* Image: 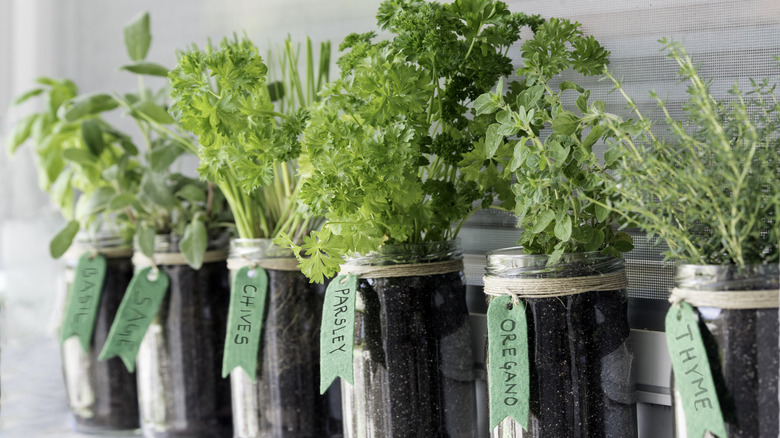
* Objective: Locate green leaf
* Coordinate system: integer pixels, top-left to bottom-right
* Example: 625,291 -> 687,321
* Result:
137,223 -> 155,258
13,88 -> 44,106
62,93 -> 119,121
582,125 -> 606,151
123,12 -> 151,62
547,247 -> 565,266
108,193 -> 136,210
604,146 -> 621,166
551,111 -> 579,136
572,225 -> 595,243
485,123 -> 502,159
6,114 -> 38,155
118,137 -> 139,155
50,220 -> 80,258
497,121 -> 519,136
133,100 -> 175,125
559,81 -> 584,93
120,62 -> 169,77
176,184 -> 206,203
180,220 -> 208,269
81,119 -> 105,156
62,148 -> 98,165
511,141 -> 530,172
140,171 -> 175,209
75,186 -> 115,220
613,239 -> 634,252
532,210 -> 555,233
585,228 -> 605,251
554,215 -> 573,241
50,169 -> 75,219
150,141 -> 184,172
594,203 -> 610,222
516,85 -> 545,110
548,141 -> 569,163
576,90 -> 591,114
474,93 -> 500,116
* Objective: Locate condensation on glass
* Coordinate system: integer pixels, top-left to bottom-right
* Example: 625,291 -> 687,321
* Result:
484,248 -> 637,438
341,240 -> 477,438
228,238 -> 342,438
136,234 -> 233,438
61,233 -> 140,434
672,264 -> 779,438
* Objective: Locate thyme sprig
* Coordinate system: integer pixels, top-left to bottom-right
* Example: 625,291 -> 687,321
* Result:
602,40 -> 780,265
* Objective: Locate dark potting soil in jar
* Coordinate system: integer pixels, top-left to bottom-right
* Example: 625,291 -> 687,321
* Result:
520,289 -> 636,438
245,270 -> 342,438
350,271 -> 476,438
141,259 -> 233,438
672,264 -> 779,438
685,308 -> 779,437
65,254 -> 140,432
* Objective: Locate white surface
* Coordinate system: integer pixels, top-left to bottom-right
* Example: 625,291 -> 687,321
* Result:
0,336 -> 121,438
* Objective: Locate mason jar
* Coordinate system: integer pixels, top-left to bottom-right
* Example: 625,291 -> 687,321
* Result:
672,264 -> 779,438
228,238 -> 342,438
61,233 -> 140,434
484,248 -> 637,437
340,240 -> 476,438
135,233 -> 233,438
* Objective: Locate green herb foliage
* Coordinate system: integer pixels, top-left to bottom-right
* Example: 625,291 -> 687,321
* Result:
112,12 -> 233,269
464,18 -> 631,265
279,0 -> 544,282
7,12 -> 232,268
601,40 -> 780,266
7,78 -> 141,258
168,36 -> 330,242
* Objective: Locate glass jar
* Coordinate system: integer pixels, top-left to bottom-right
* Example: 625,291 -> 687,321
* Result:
61,233 -> 140,434
484,248 -> 637,437
228,238 -> 342,438
136,233 -> 233,438
341,240 -> 477,438
672,264 -> 779,438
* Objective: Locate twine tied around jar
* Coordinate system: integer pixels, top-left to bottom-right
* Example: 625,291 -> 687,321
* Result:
482,271 -> 629,304
64,246 -> 134,260
340,258 -> 464,279
668,287 -> 779,309
132,249 -> 229,269
226,256 -> 301,272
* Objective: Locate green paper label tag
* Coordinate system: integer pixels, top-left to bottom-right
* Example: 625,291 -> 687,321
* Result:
487,295 -> 530,431
222,266 -> 268,381
60,253 -> 107,351
98,267 -> 169,372
665,302 -> 728,438
319,274 -> 357,394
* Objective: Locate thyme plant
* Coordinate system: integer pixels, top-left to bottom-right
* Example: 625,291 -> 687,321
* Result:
602,40 -> 780,265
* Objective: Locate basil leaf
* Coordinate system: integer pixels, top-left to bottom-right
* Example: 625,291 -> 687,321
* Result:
50,220 -> 80,258
123,12 -> 151,62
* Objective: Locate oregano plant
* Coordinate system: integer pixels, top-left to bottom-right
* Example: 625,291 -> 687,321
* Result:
463,17 -> 633,264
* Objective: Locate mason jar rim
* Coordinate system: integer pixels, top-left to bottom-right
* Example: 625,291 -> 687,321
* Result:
345,239 -> 462,266
485,247 -> 624,278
